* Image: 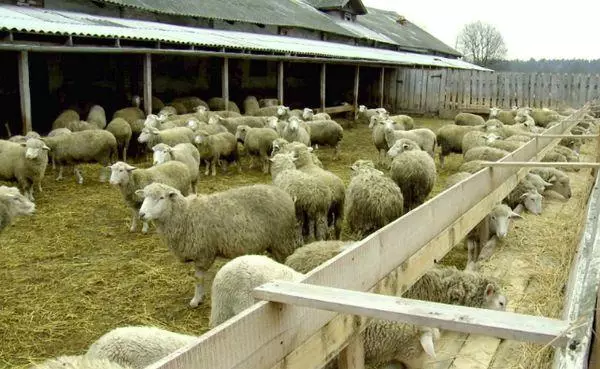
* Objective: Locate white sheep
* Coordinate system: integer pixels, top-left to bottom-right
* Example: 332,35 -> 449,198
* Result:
383,120 -> 436,158
369,115 -> 402,164
152,143 -> 200,193
356,105 -> 387,124
284,240 -> 356,273
489,107 -> 517,125
302,108 -> 331,121
243,95 -> 260,115
281,117 -> 311,147
209,255 -> 303,327
86,326 -> 197,369
235,125 -> 280,173
455,112 -> 486,126
0,185 -> 35,233
208,115 -> 271,134
137,127 -> 195,150
529,167 -> 572,199
276,105 -> 304,120
194,131 -> 240,176
109,161 -> 192,234
186,119 -> 228,136
136,182 -> 298,307
303,118 -> 344,160
505,179 -> 543,215
106,118 -> 132,161
30,355 -> 131,369
0,138 -> 50,201
87,105 -> 107,129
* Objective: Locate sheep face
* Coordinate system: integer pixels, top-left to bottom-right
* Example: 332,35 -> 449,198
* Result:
152,145 -> 173,166
484,133 -> 501,144
22,138 -> 50,160
137,183 -> 180,222
483,283 -> 507,311
271,138 -> 288,157
368,115 -> 382,129
287,117 -> 300,133
521,191 -> 543,215
109,161 -> 136,186
358,105 -> 367,113
488,204 -> 522,239
387,138 -> 420,158
269,152 -> 297,176
235,125 -> 251,143
266,117 -> 279,131
489,107 -> 500,118
0,186 -> 35,216
138,128 -> 158,143
144,114 -> 161,129
194,105 -> 208,113
548,176 -> 572,199
277,106 -> 289,117
194,134 -> 208,146
302,108 -> 314,120
187,120 -> 199,131
208,115 -> 220,125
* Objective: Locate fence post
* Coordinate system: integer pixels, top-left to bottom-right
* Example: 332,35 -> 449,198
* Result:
337,334 -> 364,369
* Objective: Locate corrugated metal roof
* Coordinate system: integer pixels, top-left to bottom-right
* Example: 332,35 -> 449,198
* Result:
0,5 -> 491,71
303,0 -> 367,14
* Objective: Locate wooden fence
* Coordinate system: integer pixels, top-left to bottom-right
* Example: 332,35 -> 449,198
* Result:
394,69 -> 600,114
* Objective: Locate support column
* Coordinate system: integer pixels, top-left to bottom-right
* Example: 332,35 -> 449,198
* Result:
379,67 -> 385,108
277,61 -> 284,105
337,335 -> 364,369
320,63 -> 326,111
222,57 -> 229,109
143,53 -> 152,115
18,51 -> 32,134
353,65 -> 360,119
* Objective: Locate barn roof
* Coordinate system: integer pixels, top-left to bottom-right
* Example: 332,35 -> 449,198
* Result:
0,5 -> 491,71
303,0 -> 368,15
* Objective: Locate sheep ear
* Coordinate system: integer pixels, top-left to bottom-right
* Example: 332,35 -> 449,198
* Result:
509,211 -> 523,219
134,189 -> 145,198
349,165 -> 356,171
548,175 -> 557,182
419,331 -> 436,358
19,142 -> 26,147
402,143 -> 410,149
168,190 -> 177,198
485,283 -> 496,297
150,127 -> 160,134
269,157 -> 275,163
125,164 -> 137,172
307,147 -> 314,153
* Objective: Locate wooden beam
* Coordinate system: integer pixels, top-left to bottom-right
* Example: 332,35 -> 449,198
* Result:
533,134 -> 598,139
278,61 -> 284,105
353,65 -> 359,118
222,57 -> 229,109
482,162 -> 600,169
379,67 -> 385,108
143,53 -> 152,116
253,281 -> 571,347
315,104 -> 354,114
337,335 -> 364,369
320,64 -> 326,110
18,51 -> 31,134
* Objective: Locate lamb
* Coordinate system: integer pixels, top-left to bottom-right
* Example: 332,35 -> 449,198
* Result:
461,131 -> 500,153
284,240 -> 355,273
387,138 -> 436,211
344,159 -> 404,239
276,106 -> 304,120
42,130 -> 117,184
52,109 -> 80,130
30,355 -> 132,369
489,107 -> 517,125
280,142 -> 346,239
152,143 -> 200,193
444,172 -> 472,188
259,98 -> 279,107
137,126 -> 195,149
235,125 -> 280,173
304,119 -> 344,160
208,115 -> 272,133
455,112 -> 486,126
560,135 -> 583,154
525,172 -> 553,194
106,118 -> 133,161
109,161 -> 192,234
136,182 -> 298,307
383,120 -> 436,158
356,105 -> 387,125
194,131 -> 240,176
207,97 -> 240,113
0,138 -> 50,201
282,117 -> 311,146
209,255 -> 303,327
302,108 -> 331,121
87,105 -> 107,129
243,96 -> 260,115
505,179 -> 543,214
0,185 -> 35,233
463,146 -> 510,163
86,326 -> 197,369
270,152 -> 332,243
529,167 -> 572,199
370,115 -> 403,163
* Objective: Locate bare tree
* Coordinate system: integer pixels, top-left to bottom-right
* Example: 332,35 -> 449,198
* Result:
456,21 -> 507,67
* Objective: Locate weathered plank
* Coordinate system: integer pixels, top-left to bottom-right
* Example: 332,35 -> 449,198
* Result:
320,64 -> 326,110
353,66 -> 359,115
18,50 -> 32,134
277,61 -> 284,105
143,53 -> 152,116
482,162 -> 600,169
222,57 -> 229,108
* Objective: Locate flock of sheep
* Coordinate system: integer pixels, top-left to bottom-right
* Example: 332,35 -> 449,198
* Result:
0,93 -> 594,369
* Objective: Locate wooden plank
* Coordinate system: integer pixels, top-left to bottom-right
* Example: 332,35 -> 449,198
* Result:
277,61 -> 284,105
413,68 -> 422,111
337,335 -> 364,369
439,68 -> 447,112
379,67 -> 385,108
586,290 -> 600,368
222,57 -> 229,108
316,105 -> 354,114
143,53 -> 152,116
489,72 -> 497,108
253,281 -> 571,347
532,134 -> 598,139
321,64 -> 326,110
18,50 -> 32,134
482,162 -> 600,168
353,66 -> 359,116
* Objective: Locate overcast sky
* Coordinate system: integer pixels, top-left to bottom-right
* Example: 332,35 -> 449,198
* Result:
361,0 -> 600,60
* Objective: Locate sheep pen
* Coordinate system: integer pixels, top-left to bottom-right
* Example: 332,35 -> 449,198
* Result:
0,117 -> 596,369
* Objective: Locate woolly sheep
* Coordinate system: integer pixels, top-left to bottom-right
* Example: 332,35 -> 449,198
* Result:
356,105 -> 387,125
251,105 -> 280,117
106,118 -> 133,161
243,96 -> 260,115
87,105 -> 107,129
209,115 -> 272,134
505,179 -> 543,214
553,145 -> 580,162
487,139 -> 524,152
514,110 -> 538,127
387,114 -> 415,130
0,138 -> 50,201
235,125 -> 280,173
207,97 -> 240,113
52,109 -> 80,130
461,131 -> 500,153
455,112 -> 486,126
302,108 -> 331,121
259,98 -> 279,107
194,131 -> 240,176
30,355 -> 131,369
152,143 -> 200,193
387,138 -> 436,211
444,172 -> 471,188
276,106 -> 303,120
137,126 -> 195,149
171,96 -> 208,113
157,106 -> 178,117
8,131 -> 42,143
525,172 -> 553,194
383,121 -> 436,158
560,135 -> 583,154
280,142 -> 346,239
529,167 -> 572,199
113,106 -> 145,126
136,182 -> 298,307
282,117 -> 311,146
109,161 -> 191,234
529,108 -> 561,127
436,124 -> 486,168
86,326 -> 197,369
0,185 -> 35,233
370,115 -> 403,164
186,119 -> 228,136
458,159 -> 487,174
209,255 -> 303,327
344,159 -> 404,239
284,240 -> 355,273
271,138 -> 323,168
143,114 -> 178,130
463,146 -> 510,163
304,118 -> 344,160
489,107 -> 517,125
195,106 -> 242,120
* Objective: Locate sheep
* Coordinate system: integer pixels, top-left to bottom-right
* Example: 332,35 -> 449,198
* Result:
525,172 -> 553,194
171,96 -> 208,113
67,120 -> 103,132
455,112 -> 486,126
207,97 -> 240,113
143,114 -> 178,130
86,326 -> 197,369
387,114 -> 415,130
30,355 -> 132,369
436,124 -> 486,168
259,98 -> 279,107
0,138 -> 50,201
553,145 -> 580,162
284,240 -> 355,273
209,255 -> 303,327
42,130 -> 117,184
344,159 -> 404,239
157,106 -> 178,117
208,115 -> 271,134
251,105 -> 280,117
48,128 -> 72,137
487,139 -> 524,152
458,160 -> 487,174
282,117 -> 311,146
193,131 -> 240,176
195,106 -> 242,120
152,143 -> 200,193
186,119 -> 228,136
489,107 -> 517,125
505,134 -> 532,142
106,118 -> 133,161
271,138 -> 324,168
112,106 -> 145,126
52,109 -> 80,130
370,115 -> 403,164
514,110 -> 538,127
383,120 -> 436,158
356,105 -> 387,125
276,106 -> 304,120
529,108 -> 561,127
304,119 -> 344,160
463,146 -> 510,163
8,131 -> 42,143
0,185 -> 35,233
529,167 -> 572,199
302,108 -> 331,121
135,182 -> 298,307
270,152 -> 332,243
444,172 -> 472,188
280,142 -> 346,239
235,125 -> 280,173
109,161 -> 192,234
387,138 -> 436,212
87,105 -> 107,129
505,179 -> 543,215
461,131 -> 500,153
560,135 -> 583,154
495,122 -> 535,139
243,96 -> 260,115
137,126 -> 195,149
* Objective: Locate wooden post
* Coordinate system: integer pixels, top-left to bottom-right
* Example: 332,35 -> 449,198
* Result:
18,51 -> 32,134
588,290 -> 600,368
594,132 -> 600,177
222,57 -> 229,109
379,67 -> 385,108
278,61 -> 284,105
320,63 -> 326,111
143,53 -> 152,116
337,335 -> 364,369
353,65 -> 360,119
477,216 -> 490,262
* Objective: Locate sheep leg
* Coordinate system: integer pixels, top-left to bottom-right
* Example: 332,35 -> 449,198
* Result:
204,160 -> 210,176
98,166 -> 108,183
439,153 -> 446,169
74,167 -> 84,184
248,155 -> 256,169
122,145 -> 128,162
260,152 -> 270,174
142,221 -> 150,234
55,165 -> 64,181
189,269 -> 205,308
466,239 -> 479,271
211,158 -> 217,177
333,142 -> 341,161
130,209 -> 139,232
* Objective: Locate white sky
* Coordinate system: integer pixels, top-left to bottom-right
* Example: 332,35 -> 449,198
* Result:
361,0 -> 600,60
